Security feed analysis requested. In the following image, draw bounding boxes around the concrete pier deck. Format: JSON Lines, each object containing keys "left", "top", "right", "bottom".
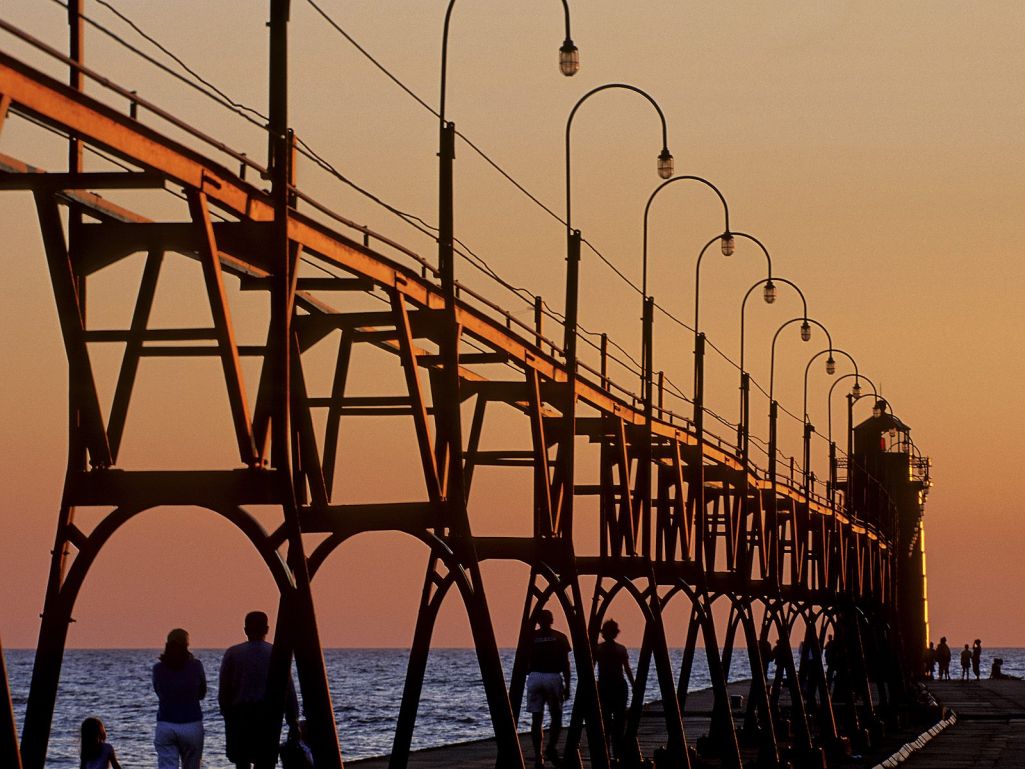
{"left": 348, "top": 679, "right": 1025, "bottom": 768}
{"left": 901, "top": 679, "right": 1025, "bottom": 769}
{"left": 348, "top": 682, "right": 749, "bottom": 767}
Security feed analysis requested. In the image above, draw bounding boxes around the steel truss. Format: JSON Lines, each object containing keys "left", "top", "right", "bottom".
{"left": 0, "top": 19, "right": 923, "bottom": 769}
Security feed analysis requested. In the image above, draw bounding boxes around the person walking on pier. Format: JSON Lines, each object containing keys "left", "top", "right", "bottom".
{"left": 936, "top": 637, "right": 952, "bottom": 680}
{"left": 152, "top": 628, "right": 207, "bottom": 769}
{"left": 219, "top": 611, "right": 299, "bottom": 769}
{"left": 960, "top": 643, "right": 972, "bottom": 680}
{"left": 925, "top": 641, "right": 936, "bottom": 679}
{"left": 526, "top": 609, "right": 571, "bottom": 768}
{"left": 594, "top": 619, "right": 634, "bottom": 761}
{"left": 972, "top": 639, "right": 982, "bottom": 681}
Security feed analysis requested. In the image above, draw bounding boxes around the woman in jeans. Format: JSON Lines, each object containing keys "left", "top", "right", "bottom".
{"left": 153, "top": 628, "right": 207, "bottom": 769}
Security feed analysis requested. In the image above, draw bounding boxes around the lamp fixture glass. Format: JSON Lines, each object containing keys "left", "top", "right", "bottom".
{"left": 852, "top": 380, "right": 862, "bottom": 398}
{"left": 657, "top": 148, "right": 674, "bottom": 179}
{"left": 763, "top": 280, "right": 776, "bottom": 304}
{"left": 721, "top": 233, "right": 735, "bottom": 256}
{"left": 800, "top": 321, "right": 811, "bottom": 342}
{"left": 826, "top": 356, "right": 836, "bottom": 375}
{"left": 559, "top": 41, "right": 580, "bottom": 76}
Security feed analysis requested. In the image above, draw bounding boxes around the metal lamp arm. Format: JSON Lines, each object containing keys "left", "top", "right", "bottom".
{"left": 441, "top": 0, "right": 575, "bottom": 127}
{"left": 739, "top": 276, "right": 807, "bottom": 373}
{"left": 566, "top": 83, "right": 670, "bottom": 234}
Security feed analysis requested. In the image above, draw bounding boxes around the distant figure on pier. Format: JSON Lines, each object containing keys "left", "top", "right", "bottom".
{"left": 526, "top": 609, "right": 571, "bottom": 768}
{"left": 769, "top": 637, "right": 791, "bottom": 701}
{"left": 153, "top": 628, "right": 207, "bottom": 769}
{"left": 936, "top": 637, "right": 952, "bottom": 680}
{"left": 759, "top": 637, "right": 773, "bottom": 676}
{"left": 823, "top": 634, "right": 836, "bottom": 687}
{"left": 990, "top": 658, "right": 1021, "bottom": 680}
{"left": 960, "top": 644, "right": 972, "bottom": 680}
{"left": 972, "top": 639, "right": 982, "bottom": 681}
{"left": 595, "top": 619, "right": 634, "bottom": 761}
{"left": 80, "top": 717, "right": 123, "bottom": 769}
{"left": 219, "top": 611, "right": 299, "bottom": 769}
{"left": 925, "top": 641, "right": 936, "bottom": 679}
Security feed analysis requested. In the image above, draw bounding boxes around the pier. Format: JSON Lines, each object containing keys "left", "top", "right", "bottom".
{"left": 902, "top": 680, "right": 1025, "bottom": 769}
{"left": 0, "top": 3, "right": 942, "bottom": 768}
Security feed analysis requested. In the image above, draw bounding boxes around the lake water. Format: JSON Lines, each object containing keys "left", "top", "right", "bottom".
{"left": 6, "top": 647, "right": 1022, "bottom": 767}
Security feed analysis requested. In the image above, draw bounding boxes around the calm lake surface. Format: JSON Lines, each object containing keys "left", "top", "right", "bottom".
{"left": 7, "top": 647, "right": 1022, "bottom": 767}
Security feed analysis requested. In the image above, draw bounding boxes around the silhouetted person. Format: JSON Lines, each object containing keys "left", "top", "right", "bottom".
{"left": 153, "top": 628, "right": 206, "bottom": 769}
{"left": 80, "top": 717, "right": 123, "bottom": 769}
{"left": 960, "top": 644, "right": 971, "bottom": 680}
{"left": 936, "top": 637, "right": 951, "bottom": 680}
{"left": 990, "top": 658, "right": 1021, "bottom": 680}
{"left": 823, "top": 634, "right": 836, "bottom": 688}
{"left": 219, "top": 611, "right": 298, "bottom": 769}
{"left": 525, "top": 609, "right": 571, "bottom": 768}
{"left": 594, "top": 619, "right": 634, "bottom": 760}
{"left": 769, "top": 637, "right": 790, "bottom": 701}
{"left": 972, "top": 639, "right": 982, "bottom": 681}
{"left": 925, "top": 641, "right": 936, "bottom": 679}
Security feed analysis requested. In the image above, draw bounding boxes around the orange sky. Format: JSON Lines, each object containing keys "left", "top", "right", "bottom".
{"left": 2, "top": 1, "right": 1024, "bottom": 651}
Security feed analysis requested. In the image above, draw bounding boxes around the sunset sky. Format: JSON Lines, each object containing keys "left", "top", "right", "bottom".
{"left": 1, "top": 1, "right": 1023, "bottom": 652}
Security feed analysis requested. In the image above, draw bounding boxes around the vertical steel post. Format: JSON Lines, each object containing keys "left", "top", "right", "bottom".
{"left": 641, "top": 296, "right": 654, "bottom": 557}
{"left": 768, "top": 400, "right": 779, "bottom": 584}
{"left": 803, "top": 421, "right": 813, "bottom": 494}
{"left": 829, "top": 440, "right": 837, "bottom": 506}
{"left": 439, "top": 93, "right": 522, "bottom": 769}
{"left": 741, "top": 372, "right": 751, "bottom": 468}
{"left": 266, "top": 5, "right": 344, "bottom": 768}
{"left": 693, "top": 332, "right": 705, "bottom": 437}
{"left": 561, "top": 229, "right": 581, "bottom": 532}
{"left": 21, "top": 9, "right": 86, "bottom": 766}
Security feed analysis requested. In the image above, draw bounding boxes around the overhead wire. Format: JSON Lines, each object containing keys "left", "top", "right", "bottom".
{"left": 22, "top": 0, "right": 831, "bottom": 462}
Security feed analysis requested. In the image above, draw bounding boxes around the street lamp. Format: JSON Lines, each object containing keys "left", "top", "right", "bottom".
{"left": 638, "top": 175, "right": 730, "bottom": 519}
{"left": 764, "top": 315, "right": 832, "bottom": 583}
{"left": 640, "top": 178, "right": 731, "bottom": 431}
{"left": 433, "top": 10, "right": 578, "bottom": 763}
{"left": 736, "top": 277, "right": 808, "bottom": 467}
{"left": 438, "top": 0, "right": 580, "bottom": 297}
{"left": 801, "top": 347, "right": 858, "bottom": 492}
{"left": 692, "top": 232, "right": 774, "bottom": 438}
{"left": 826, "top": 373, "right": 877, "bottom": 508}
{"left": 563, "top": 82, "right": 673, "bottom": 545}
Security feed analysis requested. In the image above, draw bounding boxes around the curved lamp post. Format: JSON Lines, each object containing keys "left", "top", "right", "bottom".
{"left": 800, "top": 348, "right": 858, "bottom": 492}
{"left": 827, "top": 373, "right": 876, "bottom": 449}
{"left": 562, "top": 83, "right": 673, "bottom": 541}
{"left": 736, "top": 277, "right": 808, "bottom": 467}
{"left": 638, "top": 176, "right": 728, "bottom": 549}
{"left": 438, "top": 0, "right": 578, "bottom": 295}
{"left": 561, "top": 86, "right": 684, "bottom": 766}
{"left": 691, "top": 232, "right": 777, "bottom": 439}
{"left": 765, "top": 316, "right": 832, "bottom": 581}
{"left": 825, "top": 373, "right": 877, "bottom": 508}
{"left": 432, "top": 7, "right": 577, "bottom": 768}
{"left": 639, "top": 178, "right": 730, "bottom": 448}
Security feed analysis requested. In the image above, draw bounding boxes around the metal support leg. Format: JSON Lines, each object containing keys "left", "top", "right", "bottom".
{"left": 390, "top": 558, "right": 453, "bottom": 769}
